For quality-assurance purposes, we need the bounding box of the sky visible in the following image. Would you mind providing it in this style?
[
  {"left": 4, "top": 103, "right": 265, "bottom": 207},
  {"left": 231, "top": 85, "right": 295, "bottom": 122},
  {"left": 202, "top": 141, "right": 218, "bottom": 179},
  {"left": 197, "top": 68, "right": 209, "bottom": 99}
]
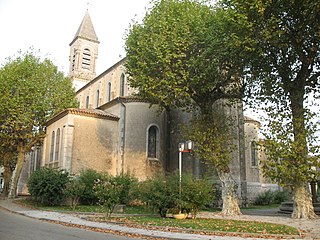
[
  {"left": 0, "top": 0, "right": 261, "bottom": 118},
  {"left": 0, "top": 0, "right": 151, "bottom": 75}
]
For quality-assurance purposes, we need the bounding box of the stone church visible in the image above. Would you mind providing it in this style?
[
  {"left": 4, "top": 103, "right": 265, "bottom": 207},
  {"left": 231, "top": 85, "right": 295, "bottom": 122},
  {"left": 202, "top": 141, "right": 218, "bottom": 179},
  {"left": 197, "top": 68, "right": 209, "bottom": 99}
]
[{"left": 18, "top": 10, "right": 278, "bottom": 203}]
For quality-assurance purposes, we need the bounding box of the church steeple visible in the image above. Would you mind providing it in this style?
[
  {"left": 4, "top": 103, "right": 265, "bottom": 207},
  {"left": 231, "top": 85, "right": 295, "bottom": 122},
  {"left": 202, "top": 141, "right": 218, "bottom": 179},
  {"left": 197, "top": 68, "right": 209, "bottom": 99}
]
[
  {"left": 70, "top": 10, "right": 99, "bottom": 46},
  {"left": 69, "top": 10, "right": 99, "bottom": 91}
]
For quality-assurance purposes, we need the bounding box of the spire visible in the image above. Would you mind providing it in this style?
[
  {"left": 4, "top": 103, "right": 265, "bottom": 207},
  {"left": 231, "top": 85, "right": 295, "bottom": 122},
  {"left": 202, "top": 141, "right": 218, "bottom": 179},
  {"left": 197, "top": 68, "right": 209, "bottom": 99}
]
[{"left": 70, "top": 10, "right": 99, "bottom": 46}]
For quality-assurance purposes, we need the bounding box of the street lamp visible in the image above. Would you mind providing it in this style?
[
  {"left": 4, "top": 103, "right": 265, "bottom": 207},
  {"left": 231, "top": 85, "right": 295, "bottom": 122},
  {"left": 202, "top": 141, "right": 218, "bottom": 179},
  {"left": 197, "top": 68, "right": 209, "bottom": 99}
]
[{"left": 178, "top": 140, "right": 193, "bottom": 194}]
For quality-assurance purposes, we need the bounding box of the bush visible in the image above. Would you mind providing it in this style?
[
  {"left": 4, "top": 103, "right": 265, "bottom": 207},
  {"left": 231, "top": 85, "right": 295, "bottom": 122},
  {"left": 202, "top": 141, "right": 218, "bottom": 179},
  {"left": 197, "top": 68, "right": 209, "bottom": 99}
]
[
  {"left": 255, "top": 189, "right": 290, "bottom": 205},
  {"left": 138, "top": 173, "right": 178, "bottom": 217},
  {"left": 137, "top": 173, "right": 213, "bottom": 218},
  {"left": 64, "top": 177, "right": 86, "bottom": 210},
  {"left": 28, "top": 167, "right": 69, "bottom": 205},
  {"left": 113, "top": 172, "right": 138, "bottom": 205},
  {"left": 78, "top": 169, "right": 104, "bottom": 205},
  {"left": 181, "top": 175, "right": 213, "bottom": 219},
  {"left": 273, "top": 189, "right": 290, "bottom": 204},
  {"left": 255, "top": 190, "right": 275, "bottom": 205},
  {"left": 93, "top": 174, "right": 123, "bottom": 217}
]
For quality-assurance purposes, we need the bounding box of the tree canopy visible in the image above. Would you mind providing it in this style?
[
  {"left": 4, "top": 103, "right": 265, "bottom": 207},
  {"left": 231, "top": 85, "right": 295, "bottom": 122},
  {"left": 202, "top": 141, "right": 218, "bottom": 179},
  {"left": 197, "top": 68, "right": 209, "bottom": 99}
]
[
  {"left": 220, "top": 0, "right": 320, "bottom": 218},
  {"left": 125, "top": 0, "right": 245, "bottom": 113},
  {"left": 0, "top": 50, "right": 78, "bottom": 197},
  {"left": 125, "top": 0, "right": 245, "bottom": 215}
]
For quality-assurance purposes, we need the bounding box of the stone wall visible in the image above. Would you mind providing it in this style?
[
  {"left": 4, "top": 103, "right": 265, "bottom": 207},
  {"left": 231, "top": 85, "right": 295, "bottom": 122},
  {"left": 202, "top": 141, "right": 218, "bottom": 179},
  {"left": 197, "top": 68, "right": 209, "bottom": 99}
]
[{"left": 71, "top": 116, "right": 118, "bottom": 175}]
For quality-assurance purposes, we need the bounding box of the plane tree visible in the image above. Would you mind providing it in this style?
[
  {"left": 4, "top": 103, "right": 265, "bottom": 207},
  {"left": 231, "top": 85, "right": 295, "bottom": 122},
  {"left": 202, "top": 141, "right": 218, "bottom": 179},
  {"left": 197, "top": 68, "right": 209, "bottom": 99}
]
[
  {"left": 220, "top": 0, "right": 320, "bottom": 219},
  {"left": 0, "top": 50, "right": 78, "bottom": 198},
  {"left": 125, "top": 0, "right": 246, "bottom": 215}
]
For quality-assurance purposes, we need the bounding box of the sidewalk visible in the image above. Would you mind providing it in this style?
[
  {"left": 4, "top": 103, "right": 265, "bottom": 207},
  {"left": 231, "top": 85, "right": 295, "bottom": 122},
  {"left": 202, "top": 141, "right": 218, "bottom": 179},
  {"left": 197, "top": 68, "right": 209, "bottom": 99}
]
[{"left": 0, "top": 198, "right": 319, "bottom": 240}]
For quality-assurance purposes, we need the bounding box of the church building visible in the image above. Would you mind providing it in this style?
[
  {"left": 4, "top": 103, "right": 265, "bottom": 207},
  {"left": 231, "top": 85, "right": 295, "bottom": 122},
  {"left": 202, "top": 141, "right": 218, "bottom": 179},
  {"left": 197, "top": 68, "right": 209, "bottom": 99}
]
[{"left": 19, "top": 10, "right": 278, "bottom": 204}]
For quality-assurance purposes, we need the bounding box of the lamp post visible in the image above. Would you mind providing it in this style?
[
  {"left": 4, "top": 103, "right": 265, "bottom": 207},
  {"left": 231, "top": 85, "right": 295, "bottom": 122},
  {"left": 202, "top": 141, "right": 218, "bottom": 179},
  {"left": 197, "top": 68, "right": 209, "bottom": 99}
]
[{"left": 178, "top": 140, "right": 193, "bottom": 194}]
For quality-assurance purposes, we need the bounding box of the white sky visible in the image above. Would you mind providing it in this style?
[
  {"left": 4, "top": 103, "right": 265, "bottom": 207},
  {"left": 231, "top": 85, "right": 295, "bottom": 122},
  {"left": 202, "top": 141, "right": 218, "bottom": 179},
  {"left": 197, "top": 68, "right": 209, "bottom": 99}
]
[
  {"left": 3, "top": 0, "right": 318, "bottom": 125},
  {"left": 0, "top": 0, "right": 151, "bottom": 75}
]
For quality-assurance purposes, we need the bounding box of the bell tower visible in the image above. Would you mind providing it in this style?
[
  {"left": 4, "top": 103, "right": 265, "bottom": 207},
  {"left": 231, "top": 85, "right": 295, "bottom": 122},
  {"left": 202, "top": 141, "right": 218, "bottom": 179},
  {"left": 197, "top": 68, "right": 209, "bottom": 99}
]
[{"left": 69, "top": 10, "right": 99, "bottom": 91}]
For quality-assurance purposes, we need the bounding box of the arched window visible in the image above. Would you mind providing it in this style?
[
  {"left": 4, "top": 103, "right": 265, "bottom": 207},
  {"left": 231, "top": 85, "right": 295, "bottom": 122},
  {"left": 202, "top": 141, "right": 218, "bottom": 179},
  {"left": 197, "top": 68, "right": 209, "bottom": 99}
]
[
  {"left": 85, "top": 96, "right": 89, "bottom": 108},
  {"left": 82, "top": 48, "right": 91, "bottom": 69},
  {"left": 50, "top": 131, "right": 55, "bottom": 162},
  {"left": 96, "top": 90, "right": 100, "bottom": 107},
  {"left": 251, "top": 141, "right": 258, "bottom": 166},
  {"left": 55, "top": 128, "right": 60, "bottom": 161},
  {"left": 120, "top": 73, "right": 125, "bottom": 97},
  {"left": 107, "top": 82, "right": 111, "bottom": 102},
  {"left": 148, "top": 126, "right": 158, "bottom": 158}
]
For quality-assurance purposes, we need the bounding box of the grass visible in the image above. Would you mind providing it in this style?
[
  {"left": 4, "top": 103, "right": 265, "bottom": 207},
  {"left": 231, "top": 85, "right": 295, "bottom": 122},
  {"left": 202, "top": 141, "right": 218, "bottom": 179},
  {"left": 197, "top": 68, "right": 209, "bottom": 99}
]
[
  {"left": 15, "top": 198, "right": 299, "bottom": 236},
  {"left": 15, "top": 198, "right": 154, "bottom": 214},
  {"left": 90, "top": 215, "right": 299, "bottom": 236}
]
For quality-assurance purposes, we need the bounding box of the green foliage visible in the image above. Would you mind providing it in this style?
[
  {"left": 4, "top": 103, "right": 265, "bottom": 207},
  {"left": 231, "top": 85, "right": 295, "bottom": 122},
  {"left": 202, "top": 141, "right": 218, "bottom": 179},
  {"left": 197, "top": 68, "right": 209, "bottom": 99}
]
[
  {"left": 27, "top": 167, "right": 69, "bottom": 205},
  {"left": 255, "top": 190, "right": 290, "bottom": 206},
  {"left": 0, "top": 50, "right": 78, "bottom": 196},
  {"left": 137, "top": 173, "right": 213, "bottom": 218},
  {"left": 273, "top": 189, "right": 291, "bottom": 204},
  {"left": 93, "top": 174, "right": 122, "bottom": 217},
  {"left": 254, "top": 190, "right": 276, "bottom": 206},
  {"left": 125, "top": 1, "right": 243, "bottom": 214},
  {"left": 180, "top": 174, "right": 213, "bottom": 218},
  {"left": 78, "top": 169, "right": 104, "bottom": 205},
  {"left": 113, "top": 172, "right": 138, "bottom": 205},
  {"left": 0, "top": 50, "right": 78, "bottom": 145},
  {"left": 137, "top": 173, "right": 177, "bottom": 217},
  {"left": 183, "top": 112, "right": 233, "bottom": 173},
  {"left": 64, "top": 177, "right": 86, "bottom": 210},
  {"left": 260, "top": 109, "right": 320, "bottom": 187},
  {"left": 221, "top": 1, "right": 320, "bottom": 217},
  {"left": 125, "top": 0, "right": 244, "bottom": 111}
]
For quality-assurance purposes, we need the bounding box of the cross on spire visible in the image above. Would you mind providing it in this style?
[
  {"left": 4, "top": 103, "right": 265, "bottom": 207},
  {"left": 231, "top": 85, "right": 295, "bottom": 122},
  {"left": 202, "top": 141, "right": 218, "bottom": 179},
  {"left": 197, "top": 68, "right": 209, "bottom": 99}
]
[{"left": 86, "top": 0, "right": 91, "bottom": 10}]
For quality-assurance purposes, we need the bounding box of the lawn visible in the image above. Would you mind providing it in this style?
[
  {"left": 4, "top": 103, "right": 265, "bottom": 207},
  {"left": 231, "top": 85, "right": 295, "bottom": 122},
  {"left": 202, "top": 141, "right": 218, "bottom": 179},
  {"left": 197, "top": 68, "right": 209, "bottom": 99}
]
[
  {"left": 15, "top": 199, "right": 299, "bottom": 237},
  {"left": 89, "top": 215, "right": 299, "bottom": 236},
  {"left": 16, "top": 198, "right": 155, "bottom": 214}
]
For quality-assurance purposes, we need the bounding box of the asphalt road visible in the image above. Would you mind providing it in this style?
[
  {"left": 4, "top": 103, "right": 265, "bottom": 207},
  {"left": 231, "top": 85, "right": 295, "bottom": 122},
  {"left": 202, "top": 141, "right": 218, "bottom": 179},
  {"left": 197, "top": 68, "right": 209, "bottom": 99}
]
[{"left": 0, "top": 208, "right": 143, "bottom": 240}]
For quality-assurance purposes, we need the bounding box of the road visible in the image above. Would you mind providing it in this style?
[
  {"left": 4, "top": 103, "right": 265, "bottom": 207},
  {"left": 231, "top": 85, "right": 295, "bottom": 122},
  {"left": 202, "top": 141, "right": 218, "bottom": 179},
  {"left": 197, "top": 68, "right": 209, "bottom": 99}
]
[{"left": 0, "top": 208, "right": 144, "bottom": 240}]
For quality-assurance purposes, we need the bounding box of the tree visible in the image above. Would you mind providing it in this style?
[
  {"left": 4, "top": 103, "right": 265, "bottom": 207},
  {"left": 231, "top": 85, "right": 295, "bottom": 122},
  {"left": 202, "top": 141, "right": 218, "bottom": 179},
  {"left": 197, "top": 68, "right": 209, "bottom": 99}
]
[
  {"left": 125, "top": 0, "right": 245, "bottom": 215},
  {"left": 220, "top": 0, "right": 320, "bottom": 219},
  {"left": 0, "top": 50, "right": 78, "bottom": 198},
  {"left": 0, "top": 145, "right": 17, "bottom": 196}
]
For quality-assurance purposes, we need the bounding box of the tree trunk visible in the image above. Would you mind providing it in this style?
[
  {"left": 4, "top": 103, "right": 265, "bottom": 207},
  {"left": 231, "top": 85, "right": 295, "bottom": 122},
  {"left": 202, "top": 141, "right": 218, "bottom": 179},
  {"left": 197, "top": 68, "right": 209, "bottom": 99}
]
[
  {"left": 8, "top": 142, "right": 26, "bottom": 198},
  {"left": 2, "top": 164, "right": 12, "bottom": 197},
  {"left": 1, "top": 152, "right": 15, "bottom": 197},
  {"left": 288, "top": 87, "right": 318, "bottom": 219},
  {"left": 292, "top": 185, "right": 318, "bottom": 219},
  {"left": 218, "top": 171, "right": 241, "bottom": 216}
]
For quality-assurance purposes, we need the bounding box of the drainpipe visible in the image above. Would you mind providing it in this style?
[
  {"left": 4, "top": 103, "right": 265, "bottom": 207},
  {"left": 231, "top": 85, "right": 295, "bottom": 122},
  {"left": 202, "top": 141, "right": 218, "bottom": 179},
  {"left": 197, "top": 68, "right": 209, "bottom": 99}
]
[
  {"left": 120, "top": 101, "right": 126, "bottom": 174},
  {"left": 238, "top": 101, "right": 247, "bottom": 206}
]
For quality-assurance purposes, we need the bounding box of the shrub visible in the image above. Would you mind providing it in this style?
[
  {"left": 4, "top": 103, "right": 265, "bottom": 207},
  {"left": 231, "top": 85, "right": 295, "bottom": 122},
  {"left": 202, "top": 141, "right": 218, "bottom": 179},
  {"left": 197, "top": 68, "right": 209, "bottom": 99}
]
[
  {"left": 78, "top": 169, "right": 104, "bottom": 205},
  {"left": 93, "top": 174, "right": 122, "bottom": 217},
  {"left": 255, "top": 189, "right": 290, "bottom": 205},
  {"left": 255, "top": 190, "right": 274, "bottom": 205},
  {"left": 113, "top": 172, "right": 138, "bottom": 205},
  {"left": 138, "top": 173, "right": 178, "bottom": 217},
  {"left": 273, "top": 189, "right": 291, "bottom": 204},
  {"left": 181, "top": 175, "right": 213, "bottom": 219},
  {"left": 64, "top": 177, "right": 86, "bottom": 210},
  {"left": 137, "top": 173, "right": 213, "bottom": 218},
  {"left": 28, "top": 167, "right": 69, "bottom": 205}
]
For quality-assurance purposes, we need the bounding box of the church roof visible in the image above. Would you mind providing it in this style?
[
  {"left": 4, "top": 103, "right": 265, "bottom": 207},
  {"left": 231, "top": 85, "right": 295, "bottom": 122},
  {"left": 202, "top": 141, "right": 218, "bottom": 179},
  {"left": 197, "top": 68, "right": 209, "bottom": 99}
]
[
  {"left": 46, "top": 108, "right": 119, "bottom": 126},
  {"left": 70, "top": 10, "right": 99, "bottom": 46}
]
